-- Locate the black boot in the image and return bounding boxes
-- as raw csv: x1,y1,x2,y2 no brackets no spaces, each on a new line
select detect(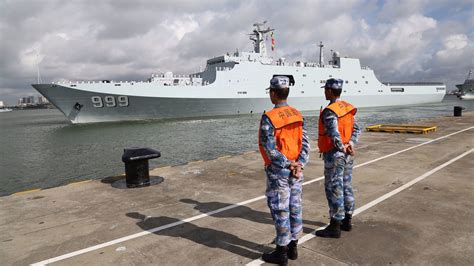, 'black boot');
341,213,352,231
287,240,298,260
315,218,341,238
262,245,288,266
